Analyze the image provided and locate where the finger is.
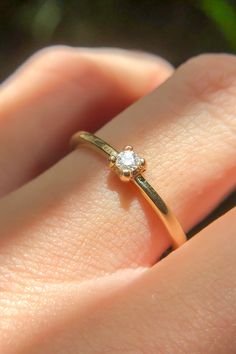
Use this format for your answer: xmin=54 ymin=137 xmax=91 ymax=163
xmin=2 ymin=209 xmax=235 ymax=353
xmin=58 ymin=208 xmax=235 ymax=354
xmin=0 ymin=46 xmax=173 ymax=197
xmin=0 ymin=54 xmax=235 ymax=284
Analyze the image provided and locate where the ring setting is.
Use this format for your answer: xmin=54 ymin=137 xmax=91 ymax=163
xmin=109 ymin=145 xmax=146 ymax=182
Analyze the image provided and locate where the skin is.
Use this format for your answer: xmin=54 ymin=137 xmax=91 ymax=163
xmin=0 ymin=47 xmax=235 ymax=354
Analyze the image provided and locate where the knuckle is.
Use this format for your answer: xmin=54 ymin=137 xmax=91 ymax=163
xmin=174 ymin=53 xmax=236 ymax=142
xmin=30 ymin=45 xmax=76 ymax=68
xmin=24 ymin=45 xmax=98 ymax=82
xmin=178 ymin=53 xmax=236 ymax=99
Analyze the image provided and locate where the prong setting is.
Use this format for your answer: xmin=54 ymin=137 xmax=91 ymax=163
xmin=140 ymin=158 xmax=146 ymax=171
xmin=109 ymin=147 xmax=145 ymax=181
xmin=124 ymin=145 xmax=133 ymax=151
xmin=108 ymin=154 xmax=116 ymax=166
xmin=140 ymin=158 xmax=145 ymax=166
xmin=120 ymin=169 xmax=132 ymax=182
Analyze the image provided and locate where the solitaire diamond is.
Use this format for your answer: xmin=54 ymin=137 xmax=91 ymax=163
xmin=115 ymin=150 xmax=142 ymax=173
xmin=109 ymin=145 xmax=146 ymax=181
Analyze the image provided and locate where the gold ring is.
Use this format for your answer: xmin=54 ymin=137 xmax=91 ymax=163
xmin=70 ymin=131 xmax=186 ymax=250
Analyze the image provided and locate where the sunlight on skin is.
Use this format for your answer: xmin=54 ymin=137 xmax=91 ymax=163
xmin=0 ymin=49 xmax=235 ymax=353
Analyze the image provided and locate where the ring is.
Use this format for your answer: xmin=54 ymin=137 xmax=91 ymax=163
xmin=70 ymin=131 xmax=187 ymax=250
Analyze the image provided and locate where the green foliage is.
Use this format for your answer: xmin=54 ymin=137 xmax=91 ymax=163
xmin=16 ymin=0 xmax=63 ymax=41
xmin=32 ymin=0 xmax=62 ymax=40
xmin=14 ymin=0 xmax=236 ymax=50
xmin=200 ymin=0 xmax=236 ymax=52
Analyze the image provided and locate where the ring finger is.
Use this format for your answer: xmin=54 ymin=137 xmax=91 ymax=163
xmin=0 ymin=53 xmax=235 ymax=288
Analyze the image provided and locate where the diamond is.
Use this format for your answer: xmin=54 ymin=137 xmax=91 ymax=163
xmin=115 ymin=150 xmax=142 ymax=173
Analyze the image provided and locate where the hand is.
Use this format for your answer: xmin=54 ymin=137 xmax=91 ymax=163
xmin=0 ymin=47 xmax=235 ymax=354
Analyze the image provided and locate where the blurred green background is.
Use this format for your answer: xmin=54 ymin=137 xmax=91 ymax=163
xmin=1 ymin=0 xmax=236 ymax=81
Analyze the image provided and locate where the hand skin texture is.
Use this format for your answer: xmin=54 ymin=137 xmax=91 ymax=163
xmin=0 ymin=47 xmax=235 ymax=354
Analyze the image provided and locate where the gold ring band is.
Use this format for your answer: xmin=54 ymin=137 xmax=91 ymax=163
xmin=70 ymin=131 xmax=186 ymax=250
